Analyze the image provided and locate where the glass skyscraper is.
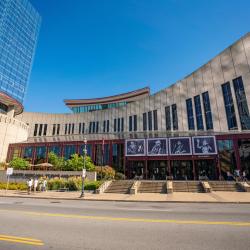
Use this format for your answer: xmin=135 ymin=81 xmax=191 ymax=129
xmin=0 ymin=0 xmax=41 ymax=110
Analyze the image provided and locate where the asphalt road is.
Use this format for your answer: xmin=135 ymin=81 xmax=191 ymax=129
xmin=0 ymin=198 xmax=250 ymax=250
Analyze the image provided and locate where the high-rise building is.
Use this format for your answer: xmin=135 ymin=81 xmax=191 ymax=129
xmin=0 ymin=0 xmax=41 ymax=115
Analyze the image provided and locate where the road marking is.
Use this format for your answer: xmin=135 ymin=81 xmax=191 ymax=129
xmin=0 ymin=234 xmax=44 ymax=246
xmin=23 ymin=211 xmax=250 ymax=227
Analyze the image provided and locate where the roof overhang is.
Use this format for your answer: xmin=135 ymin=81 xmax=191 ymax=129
xmin=64 ymin=87 xmax=150 ymax=108
xmin=0 ymin=91 xmax=23 ymax=115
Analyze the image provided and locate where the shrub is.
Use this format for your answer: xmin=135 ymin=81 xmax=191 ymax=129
xmin=9 ymin=157 xmax=29 ymax=170
xmin=95 ymin=166 xmax=115 ymax=180
xmin=0 ymin=182 xmax=27 ymax=190
xmin=115 ymin=172 xmax=125 ymax=180
xmin=48 ymin=177 xmax=67 ymax=190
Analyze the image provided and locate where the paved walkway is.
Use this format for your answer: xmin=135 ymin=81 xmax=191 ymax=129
xmin=1 ymin=190 xmax=250 ymax=203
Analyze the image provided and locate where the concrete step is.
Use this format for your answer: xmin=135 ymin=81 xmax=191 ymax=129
xmin=173 ymin=181 xmax=204 ymax=193
xmin=105 ymin=180 xmax=134 ymax=194
xmin=208 ymin=181 xmax=243 ymax=192
xmin=138 ymin=181 xmax=166 ymax=193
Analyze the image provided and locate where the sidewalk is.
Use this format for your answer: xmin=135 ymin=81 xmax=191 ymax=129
xmin=1 ymin=190 xmax=250 ymax=203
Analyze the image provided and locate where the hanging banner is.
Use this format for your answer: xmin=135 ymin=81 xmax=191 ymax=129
xmin=192 ymin=136 xmax=217 ymax=155
xmin=147 ymin=138 xmax=168 ymax=156
xmin=169 ymin=137 xmax=192 ymax=155
xmin=125 ymin=139 xmax=146 ymax=156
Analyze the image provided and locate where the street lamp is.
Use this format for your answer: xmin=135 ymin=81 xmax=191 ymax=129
xmin=80 ymin=137 xmax=87 ymax=198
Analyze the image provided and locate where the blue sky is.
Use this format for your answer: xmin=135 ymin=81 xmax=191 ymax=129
xmin=26 ymin=0 xmax=250 ymax=113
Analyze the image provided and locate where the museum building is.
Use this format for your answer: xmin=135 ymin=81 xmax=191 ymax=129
xmin=6 ymin=33 xmax=250 ymax=181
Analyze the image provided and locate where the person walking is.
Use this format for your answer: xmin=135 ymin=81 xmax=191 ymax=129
xmin=42 ymin=178 xmax=47 ymax=192
xmin=27 ymin=178 xmax=32 ymax=194
xmin=34 ymin=178 xmax=38 ymax=193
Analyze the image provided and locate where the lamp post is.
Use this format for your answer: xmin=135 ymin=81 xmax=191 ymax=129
xmin=80 ymin=137 xmax=87 ymax=198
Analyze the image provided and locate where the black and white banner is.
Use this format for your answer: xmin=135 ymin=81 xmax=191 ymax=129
xmin=125 ymin=139 xmax=146 ymax=156
xmin=192 ymin=136 xmax=217 ymax=155
xmin=169 ymin=137 xmax=192 ymax=155
xmin=147 ymin=138 xmax=168 ymax=156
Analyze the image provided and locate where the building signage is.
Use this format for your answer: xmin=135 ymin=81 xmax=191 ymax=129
xmin=147 ymin=138 xmax=168 ymax=156
xmin=192 ymin=136 xmax=217 ymax=155
xmin=169 ymin=137 xmax=192 ymax=155
xmin=125 ymin=139 xmax=146 ymax=156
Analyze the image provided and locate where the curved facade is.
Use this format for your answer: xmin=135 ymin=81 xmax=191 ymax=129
xmin=17 ymin=33 xmax=250 ymax=137
xmin=8 ymin=33 xmax=250 ymax=180
xmin=0 ymin=113 xmax=28 ymax=162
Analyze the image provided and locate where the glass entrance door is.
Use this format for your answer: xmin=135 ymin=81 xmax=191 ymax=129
xmin=195 ymin=159 xmax=216 ymax=180
xmin=127 ymin=161 xmax=145 ymax=179
xmin=171 ymin=160 xmax=193 ymax=180
xmin=147 ymin=161 xmax=167 ymax=180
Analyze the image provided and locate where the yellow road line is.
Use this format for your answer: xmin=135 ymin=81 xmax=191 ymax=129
xmin=24 ymin=211 xmax=250 ymax=227
xmin=0 ymin=234 xmax=42 ymax=242
xmin=0 ymin=235 xmax=43 ymax=246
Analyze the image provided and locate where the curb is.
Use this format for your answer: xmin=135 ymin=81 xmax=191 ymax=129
xmin=1 ymin=195 xmax=250 ymax=204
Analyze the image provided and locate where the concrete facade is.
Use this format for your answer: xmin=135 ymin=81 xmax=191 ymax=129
xmin=0 ymin=114 xmax=28 ymax=162
xmin=16 ymin=33 xmax=250 ymax=138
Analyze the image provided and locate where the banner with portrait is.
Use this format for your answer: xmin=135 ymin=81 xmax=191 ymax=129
xmin=169 ymin=137 xmax=192 ymax=155
xmin=192 ymin=136 xmax=217 ymax=155
xmin=147 ymin=138 xmax=168 ymax=156
xmin=125 ymin=139 xmax=146 ymax=156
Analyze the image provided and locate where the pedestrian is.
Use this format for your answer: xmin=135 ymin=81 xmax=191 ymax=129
xmin=34 ymin=178 xmax=38 ymax=193
xmin=27 ymin=178 xmax=32 ymax=194
xmin=243 ymin=170 xmax=247 ymax=181
xmin=42 ymin=178 xmax=47 ymax=192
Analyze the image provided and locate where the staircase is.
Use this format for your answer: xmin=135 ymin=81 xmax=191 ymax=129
xmin=209 ymin=181 xmax=243 ymax=192
xmin=138 ymin=181 xmax=166 ymax=193
xmin=104 ymin=180 xmax=134 ymax=194
xmin=173 ymin=181 xmax=204 ymax=192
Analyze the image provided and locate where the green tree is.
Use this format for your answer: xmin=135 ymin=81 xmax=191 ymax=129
xmin=9 ymin=157 xmax=29 ymax=170
xmin=48 ymin=152 xmax=65 ymax=171
xmin=65 ymin=154 xmax=95 ymax=171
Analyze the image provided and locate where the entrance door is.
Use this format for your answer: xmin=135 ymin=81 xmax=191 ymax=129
xmin=148 ymin=161 xmax=168 ymax=180
xmin=127 ymin=161 xmax=145 ymax=179
xmin=172 ymin=160 xmax=193 ymax=180
xmin=195 ymin=159 xmax=216 ymax=180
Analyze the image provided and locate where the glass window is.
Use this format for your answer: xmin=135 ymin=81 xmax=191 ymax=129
xmin=238 ymin=139 xmax=250 ymax=179
xmin=33 ymin=124 xmax=38 ymax=136
xmin=172 ymin=104 xmax=178 ymax=130
xmin=194 ymin=96 xmax=204 ymax=130
xmin=35 ymin=146 xmax=46 ymax=164
xmin=222 ymin=82 xmax=238 ymax=130
xmin=49 ymin=146 xmax=60 ymax=156
xmin=217 ymin=140 xmax=236 ymax=180
xmin=57 ymin=124 xmax=60 ymax=135
xmin=114 ymin=119 xmax=117 ymax=132
xmin=233 ymin=76 xmax=250 ymax=130
xmin=88 ymin=122 xmax=92 ymax=133
xmin=96 ymin=121 xmax=99 ymax=133
xmin=143 ymin=112 xmax=147 ymax=131
xmin=202 ymin=92 xmax=213 ymax=130
xmin=165 ymin=106 xmax=171 ymax=130
xmin=43 ymin=124 xmax=47 ymax=136
xmin=133 ymin=115 xmax=137 ymax=131
xmin=79 ymin=123 xmax=82 ymax=134
xmin=52 ymin=124 xmax=56 ymax=135
xmin=153 ymin=110 xmax=158 ymax=131
xmin=118 ymin=118 xmax=121 ymax=132
xmin=72 ymin=123 xmax=75 ymax=134
xmin=186 ymin=98 xmax=195 ymax=130
xmin=38 ymin=124 xmax=43 ymax=136
xmin=121 ymin=118 xmax=124 ymax=132
xmin=148 ymin=111 xmax=152 ymax=131
xmin=129 ymin=116 xmax=132 ymax=132
xmin=103 ymin=120 xmax=106 ymax=133
xmin=63 ymin=145 xmax=76 ymax=159
xmin=107 ymin=120 xmax=110 ymax=132
xmin=23 ymin=146 xmax=33 ymax=159
xmin=65 ymin=124 xmax=67 ymax=135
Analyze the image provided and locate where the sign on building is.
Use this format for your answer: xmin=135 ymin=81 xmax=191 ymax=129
xmin=125 ymin=139 xmax=146 ymax=156
xmin=169 ymin=137 xmax=192 ymax=155
xmin=147 ymin=138 xmax=168 ymax=156
xmin=192 ymin=136 xmax=217 ymax=155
